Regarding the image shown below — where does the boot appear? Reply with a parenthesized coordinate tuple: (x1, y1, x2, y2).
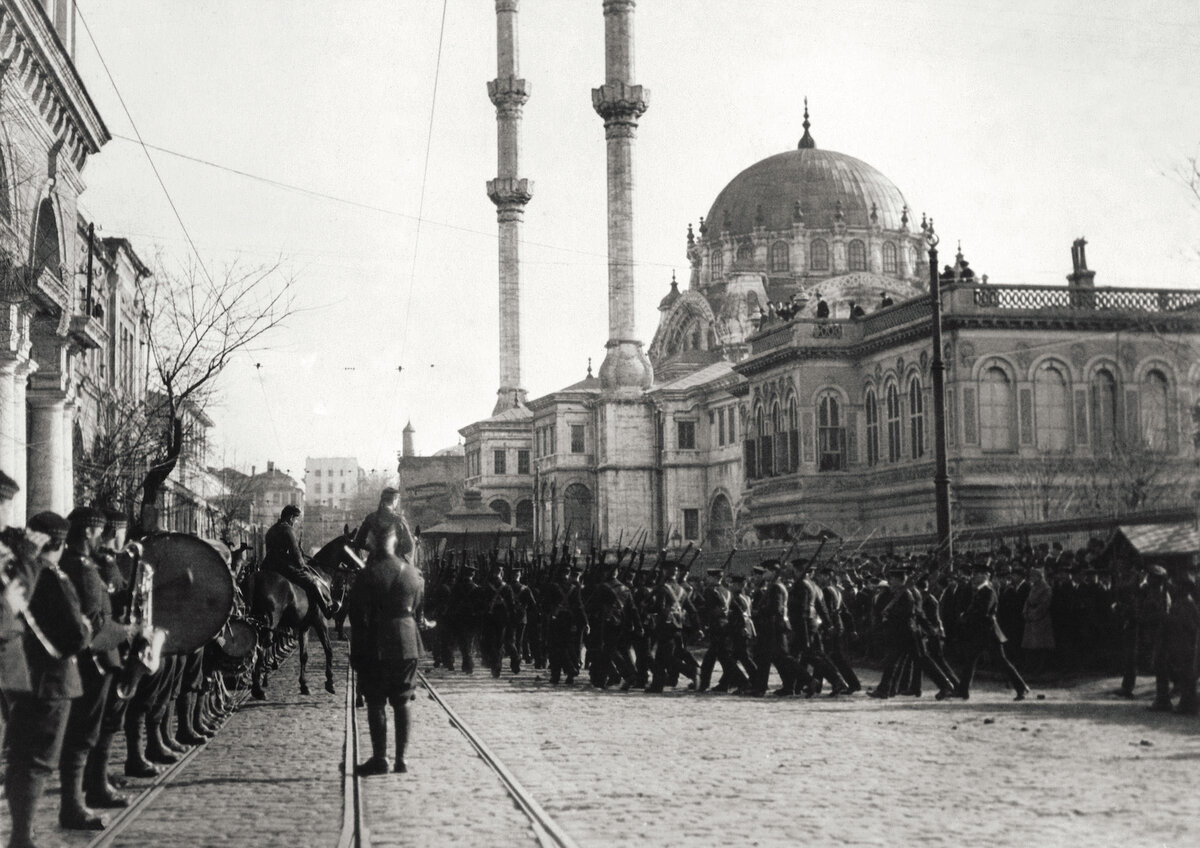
(159, 710, 189, 758)
(124, 717, 160, 778)
(59, 757, 105, 830)
(6, 771, 46, 848)
(84, 734, 128, 809)
(393, 703, 410, 774)
(175, 694, 208, 746)
(144, 721, 180, 765)
(356, 704, 389, 776)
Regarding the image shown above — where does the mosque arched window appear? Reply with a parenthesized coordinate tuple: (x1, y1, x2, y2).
(882, 241, 898, 275)
(737, 241, 755, 264)
(865, 389, 880, 467)
(769, 240, 790, 273)
(1141, 369, 1169, 451)
(33, 197, 61, 279)
(1035, 364, 1070, 452)
(817, 392, 846, 472)
(848, 239, 867, 272)
(885, 382, 901, 462)
(1090, 368, 1118, 452)
(980, 366, 1016, 452)
(810, 239, 829, 271)
(908, 376, 925, 459)
(710, 250, 724, 277)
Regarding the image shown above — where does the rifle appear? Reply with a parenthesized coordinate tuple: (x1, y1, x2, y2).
(719, 546, 739, 575)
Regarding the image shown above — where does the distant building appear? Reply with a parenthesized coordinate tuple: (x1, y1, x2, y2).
(304, 456, 361, 508)
(395, 421, 465, 534)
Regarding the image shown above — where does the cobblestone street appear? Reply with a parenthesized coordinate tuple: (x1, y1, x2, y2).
(5, 654, 1197, 847)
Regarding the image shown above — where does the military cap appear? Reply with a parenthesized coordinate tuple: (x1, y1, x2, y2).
(602, 550, 621, 567)
(705, 567, 723, 577)
(28, 511, 69, 544)
(380, 486, 399, 498)
(727, 573, 746, 584)
(67, 506, 107, 530)
(460, 562, 477, 573)
(790, 558, 812, 572)
(886, 565, 910, 578)
(0, 469, 18, 502)
(751, 564, 766, 575)
(816, 566, 835, 576)
(762, 559, 782, 572)
(103, 508, 128, 529)
(1147, 565, 1168, 579)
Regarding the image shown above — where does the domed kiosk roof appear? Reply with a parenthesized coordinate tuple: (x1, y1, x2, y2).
(705, 112, 909, 235)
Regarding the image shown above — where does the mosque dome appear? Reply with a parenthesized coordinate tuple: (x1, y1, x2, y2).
(704, 106, 910, 236)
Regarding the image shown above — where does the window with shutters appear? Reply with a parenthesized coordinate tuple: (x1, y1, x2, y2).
(865, 389, 880, 466)
(848, 239, 867, 272)
(980, 367, 1016, 452)
(810, 239, 829, 271)
(770, 240, 789, 272)
(882, 241, 898, 275)
(1090, 369, 1118, 452)
(886, 382, 901, 462)
(909, 376, 925, 459)
(817, 392, 846, 471)
(1141, 370, 1169, 451)
(1035, 364, 1071, 452)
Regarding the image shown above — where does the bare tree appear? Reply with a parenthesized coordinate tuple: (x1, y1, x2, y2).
(135, 260, 294, 533)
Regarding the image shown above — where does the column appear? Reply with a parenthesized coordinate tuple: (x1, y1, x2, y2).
(592, 0, 652, 394)
(62, 398, 75, 511)
(27, 390, 66, 516)
(0, 357, 17, 480)
(12, 362, 31, 521)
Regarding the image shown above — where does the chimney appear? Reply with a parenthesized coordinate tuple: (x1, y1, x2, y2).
(250, 465, 256, 477)
(267, 460, 275, 473)
(1067, 237, 1096, 289)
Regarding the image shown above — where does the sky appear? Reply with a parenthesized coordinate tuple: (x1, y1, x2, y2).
(70, 0, 1200, 480)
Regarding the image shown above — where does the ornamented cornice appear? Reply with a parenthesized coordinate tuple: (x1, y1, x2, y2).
(0, 2, 109, 171)
(592, 81, 648, 137)
(487, 75, 529, 116)
(486, 177, 532, 210)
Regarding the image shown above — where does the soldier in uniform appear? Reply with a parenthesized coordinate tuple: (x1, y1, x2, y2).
(352, 487, 409, 554)
(817, 566, 861, 694)
(58, 507, 131, 831)
(718, 573, 757, 692)
(697, 568, 733, 693)
(748, 561, 804, 697)
(504, 564, 536, 675)
(478, 565, 512, 678)
(646, 560, 690, 693)
(348, 515, 424, 775)
(788, 559, 850, 696)
(446, 563, 478, 674)
(263, 505, 337, 618)
(544, 563, 587, 685)
(586, 553, 638, 690)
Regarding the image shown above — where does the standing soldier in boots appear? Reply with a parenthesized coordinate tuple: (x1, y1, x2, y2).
(545, 563, 587, 685)
(697, 568, 733, 693)
(58, 507, 129, 831)
(718, 573, 757, 692)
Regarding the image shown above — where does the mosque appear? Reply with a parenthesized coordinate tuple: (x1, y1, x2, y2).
(458, 0, 1200, 552)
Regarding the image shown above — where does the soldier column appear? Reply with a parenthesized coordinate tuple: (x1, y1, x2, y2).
(487, 0, 533, 415)
(591, 0, 658, 546)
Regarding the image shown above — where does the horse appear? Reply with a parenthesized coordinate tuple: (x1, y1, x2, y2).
(244, 528, 361, 700)
(311, 524, 362, 641)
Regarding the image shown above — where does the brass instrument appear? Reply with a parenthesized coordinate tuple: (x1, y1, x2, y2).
(116, 542, 167, 700)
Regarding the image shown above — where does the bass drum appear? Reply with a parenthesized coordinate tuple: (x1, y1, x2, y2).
(140, 532, 235, 654)
(216, 618, 258, 660)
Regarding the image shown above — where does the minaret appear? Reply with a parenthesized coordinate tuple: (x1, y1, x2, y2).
(592, 0, 653, 394)
(487, 0, 532, 414)
(402, 421, 415, 458)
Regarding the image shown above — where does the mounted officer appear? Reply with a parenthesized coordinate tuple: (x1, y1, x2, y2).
(262, 505, 337, 618)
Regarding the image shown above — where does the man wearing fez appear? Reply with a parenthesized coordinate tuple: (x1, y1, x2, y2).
(58, 506, 130, 831)
(263, 504, 337, 618)
(348, 520, 424, 775)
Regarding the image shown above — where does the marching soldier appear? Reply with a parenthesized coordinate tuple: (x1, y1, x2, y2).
(697, 568, 733, 693)
(748, 561, 804, 697)
(479, 565, 512, 678)
(505, 564, 536, 675)
(788, 559, 850, 696)
(945, 561, 1030, 701)
(718, 573, 757, 692)
(446, 562, 479, 674)
(817, 567, 861, 694)
(544, 563, 587, 685)
(646, 560, 690, 693)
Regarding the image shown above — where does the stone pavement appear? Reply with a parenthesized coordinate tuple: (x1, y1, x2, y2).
(422, 667, 1200, 848)
(6, 653, 1197, 848)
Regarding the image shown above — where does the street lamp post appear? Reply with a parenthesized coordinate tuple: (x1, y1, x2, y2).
(927, 220, 953, 568)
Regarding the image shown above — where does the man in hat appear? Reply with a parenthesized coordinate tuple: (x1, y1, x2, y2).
(1160, 576, 1198, 715)
(446, 561, 479, 674)
(748, 561, 804, 696)
(504, 563, 536, 675)
(587, 551, 638, 689)
(4, 507, 91, 848)
(718, 573, 757, 692)
(817, 567, 861, 694)
(1144, 566, 1176, 712)
(645, 558, 691, 693)
(478, 564, 512, 678)
(789, 558, 851, 696)
(544, 561, 587, 685)
(945, 561, 1029, 701)
(263, 505, 337, 618)
(349, 517, 425, 775)
(697, 568, 734, 693)
(353, 487, 414, 559)
(58, 506, 131, 830)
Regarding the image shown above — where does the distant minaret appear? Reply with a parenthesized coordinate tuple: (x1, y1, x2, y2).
(592, 0, 653, 393)
(402, 421, 415, 458)
(487, 0, 532, 414)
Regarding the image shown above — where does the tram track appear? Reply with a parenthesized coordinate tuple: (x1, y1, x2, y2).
(413, 670, 581, 848)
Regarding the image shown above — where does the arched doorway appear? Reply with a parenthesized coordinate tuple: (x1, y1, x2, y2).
(489, 499, 511, 525)
(707, 493, 734, 550)
(514, 499, 533, 535)
(562, 483, 591, 542)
